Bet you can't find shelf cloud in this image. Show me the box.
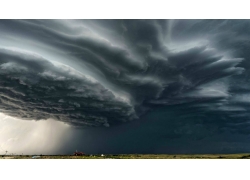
[1,20,250,154]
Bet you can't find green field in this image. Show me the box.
[1,154,250,159]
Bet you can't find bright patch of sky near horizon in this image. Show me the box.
[0,113,70,155]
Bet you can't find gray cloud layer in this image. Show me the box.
[0,48,136,127]
[0,20,250,134]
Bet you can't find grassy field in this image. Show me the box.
[1,154,250,159]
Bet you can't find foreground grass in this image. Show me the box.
[1,154,250,159]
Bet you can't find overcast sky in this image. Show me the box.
[1,20,250,154]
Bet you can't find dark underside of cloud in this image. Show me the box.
[1,20,250,153]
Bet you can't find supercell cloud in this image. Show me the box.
[0,48,136,127]
[1,20,250,154]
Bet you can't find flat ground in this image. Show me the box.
[1,154,250,159]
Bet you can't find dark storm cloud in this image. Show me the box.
[0,19,250,135]
[0,48,136,127]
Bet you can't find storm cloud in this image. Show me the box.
[0,48,136,127]
[1,20,250,154]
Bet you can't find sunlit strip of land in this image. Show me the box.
[1,154,250,159]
